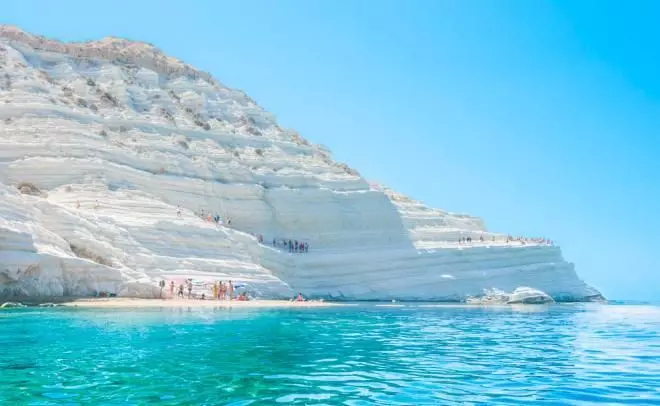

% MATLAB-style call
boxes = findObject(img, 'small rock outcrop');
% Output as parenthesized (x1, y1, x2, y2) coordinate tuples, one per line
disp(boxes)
(1, 302, 26, 308)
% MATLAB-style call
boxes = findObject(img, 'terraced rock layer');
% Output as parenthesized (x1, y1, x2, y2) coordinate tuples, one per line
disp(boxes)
(0, 26, 602, 301)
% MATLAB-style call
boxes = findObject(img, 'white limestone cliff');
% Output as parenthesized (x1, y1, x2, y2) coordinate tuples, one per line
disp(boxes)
(0, 26, 603, 301)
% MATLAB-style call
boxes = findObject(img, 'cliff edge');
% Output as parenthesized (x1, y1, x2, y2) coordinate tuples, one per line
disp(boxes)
(0, 26, 603, 301)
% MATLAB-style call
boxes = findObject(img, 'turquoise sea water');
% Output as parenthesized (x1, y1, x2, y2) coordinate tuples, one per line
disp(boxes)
(1, 304, 660, 405)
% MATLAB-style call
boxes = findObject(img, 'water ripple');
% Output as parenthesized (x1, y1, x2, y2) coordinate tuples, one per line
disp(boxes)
(1, 304, 660, 404)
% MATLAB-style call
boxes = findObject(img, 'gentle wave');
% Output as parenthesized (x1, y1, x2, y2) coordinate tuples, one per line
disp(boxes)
(1, 304, 659, 404)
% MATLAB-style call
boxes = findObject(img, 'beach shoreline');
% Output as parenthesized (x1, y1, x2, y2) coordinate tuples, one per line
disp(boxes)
(55, 297, 346, 309)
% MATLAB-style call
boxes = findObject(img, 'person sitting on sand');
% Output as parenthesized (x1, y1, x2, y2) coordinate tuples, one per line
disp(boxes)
(296, 293, 305, 302)
(237, 292, 249, 301)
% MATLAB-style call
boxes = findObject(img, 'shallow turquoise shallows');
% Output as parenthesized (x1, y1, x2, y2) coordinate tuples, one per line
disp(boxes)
(2, 304, 660, 405)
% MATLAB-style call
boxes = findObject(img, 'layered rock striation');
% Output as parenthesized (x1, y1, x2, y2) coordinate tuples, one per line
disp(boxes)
(0, 26, 602, 301)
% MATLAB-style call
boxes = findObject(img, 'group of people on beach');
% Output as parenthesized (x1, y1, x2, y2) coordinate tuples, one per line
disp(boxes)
(158, 279, 308, 302)
(211, 280, 240, 300)
(160, 279, 248, 301)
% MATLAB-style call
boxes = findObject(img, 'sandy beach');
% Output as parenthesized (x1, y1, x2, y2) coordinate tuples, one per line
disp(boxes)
(59, 298, 348, 309)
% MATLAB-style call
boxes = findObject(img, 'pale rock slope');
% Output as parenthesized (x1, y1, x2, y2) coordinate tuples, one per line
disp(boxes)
(0, 26, 603, 301)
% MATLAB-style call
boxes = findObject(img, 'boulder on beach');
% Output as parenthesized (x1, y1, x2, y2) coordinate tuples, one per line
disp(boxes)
(1, 302, 26, 308)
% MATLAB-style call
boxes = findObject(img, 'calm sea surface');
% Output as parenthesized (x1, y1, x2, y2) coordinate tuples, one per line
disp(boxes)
(1, 304, 660, 405)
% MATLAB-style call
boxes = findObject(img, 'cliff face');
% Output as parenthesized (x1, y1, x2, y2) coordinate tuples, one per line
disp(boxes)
(0, 26, 602, 301)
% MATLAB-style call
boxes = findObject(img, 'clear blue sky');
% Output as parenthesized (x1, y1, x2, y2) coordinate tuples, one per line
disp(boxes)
(4, 0, 659, 300)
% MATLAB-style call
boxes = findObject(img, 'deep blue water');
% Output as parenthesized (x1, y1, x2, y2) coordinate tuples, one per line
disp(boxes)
(1, 304, 660, 405)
